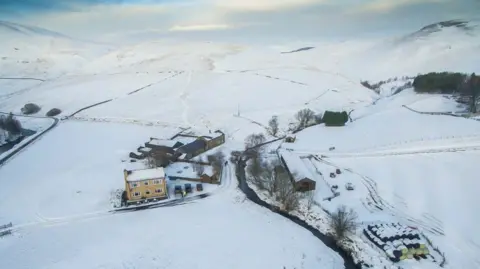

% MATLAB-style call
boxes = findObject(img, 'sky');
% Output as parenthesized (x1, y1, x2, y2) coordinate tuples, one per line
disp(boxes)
(0, 0, 479, 42)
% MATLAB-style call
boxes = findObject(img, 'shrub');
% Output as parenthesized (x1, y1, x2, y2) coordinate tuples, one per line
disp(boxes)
(295, 108, 315, 129)
(46, 108, 62, 117)
(268, 115, 279, 137)
(328, 205, 358, 241)
(21, 103, 41, 115)
(322, 111, 348, 126)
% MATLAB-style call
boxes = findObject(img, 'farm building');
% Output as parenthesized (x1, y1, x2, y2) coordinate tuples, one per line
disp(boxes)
(124, 168, 168, 204)
(165, 162, 219, 184)
(176, 139, 208, 159)
(145, 138, 184, 154)
(205, 130, 225, 150)
(278, 149, 316, 192)
(137, 146, 153, 156)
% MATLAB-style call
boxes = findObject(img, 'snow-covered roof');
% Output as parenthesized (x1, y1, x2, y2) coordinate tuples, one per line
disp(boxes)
(279, 149, 313, 182)
(126, 168, 165, 182)
(138, 147, 152, 152)
(164, 162, 215, 179)
(174, 136, 198, 145)
(147, 139, 181, 148)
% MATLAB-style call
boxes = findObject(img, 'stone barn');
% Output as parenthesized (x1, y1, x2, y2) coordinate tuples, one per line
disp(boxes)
(279, 149, 316, 192)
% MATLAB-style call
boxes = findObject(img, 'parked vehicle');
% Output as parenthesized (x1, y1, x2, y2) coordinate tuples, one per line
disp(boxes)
(174, 185, 183, 195)
(329, 146, 335, 151)
(345, 183, 355, 191)
(336, 168, 342, 175)
(330, 172, 336, 178)
(196, 183, 203, 191)
(185, 183, 192, 193)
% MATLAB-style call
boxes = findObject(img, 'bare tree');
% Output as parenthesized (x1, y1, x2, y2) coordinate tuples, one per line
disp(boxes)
(207, 151, 225, 172)
(244, 133, 266, 158)
(328, 205, 358, 241)
(247, 157, 266, 189)
(460, 73, 480, 113)
(262, 159, 283, 195)
(214, 151, 225, 165)
(276, 170, 299, 212)
(305, 190, 315, 211)
(195, 163, 205, 176)
(145, 153, 170, 168)
(145, 156, 157, 168)
(245, 133, 266, 149)
(295, 108, 315, 129)
(268, 115, 279, 137)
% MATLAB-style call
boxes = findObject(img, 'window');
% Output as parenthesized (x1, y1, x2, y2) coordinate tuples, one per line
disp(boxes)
(145, 191, 150, 195)
(130, 182, 138, 188)
(133, 192, 141, 197)
(144, 181, 149, 186)
(155, 189, 163, 193)
(153, 179, 160, 185)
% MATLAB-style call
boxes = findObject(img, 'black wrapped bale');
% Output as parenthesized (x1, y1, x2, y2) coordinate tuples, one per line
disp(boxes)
(390, 257, 400, 262)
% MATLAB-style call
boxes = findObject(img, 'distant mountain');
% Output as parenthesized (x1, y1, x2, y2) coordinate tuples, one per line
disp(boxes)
(399, 19, 479, 42)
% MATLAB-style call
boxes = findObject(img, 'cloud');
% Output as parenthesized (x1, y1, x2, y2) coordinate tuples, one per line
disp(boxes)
(1, 0, 478, 42)
(207, 0, 327, 11)
(348, 0, 447, 14)
(169, 24, 233, 31)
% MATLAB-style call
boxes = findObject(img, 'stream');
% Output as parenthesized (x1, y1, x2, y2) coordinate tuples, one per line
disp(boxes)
(235, 159, 363, 269)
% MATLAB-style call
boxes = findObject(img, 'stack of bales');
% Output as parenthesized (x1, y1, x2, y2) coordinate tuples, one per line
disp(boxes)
(363, 223, 429, 262)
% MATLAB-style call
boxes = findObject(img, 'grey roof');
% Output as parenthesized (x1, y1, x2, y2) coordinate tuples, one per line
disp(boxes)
(146, 139, 184, 149)
(279, 149, 313, 183)
(177, 139, 206, 154)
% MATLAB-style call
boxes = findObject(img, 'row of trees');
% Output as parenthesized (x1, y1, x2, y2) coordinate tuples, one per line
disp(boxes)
(267, 107, 349, 135)
(413, 72, 480, 113)
(243, 132, 358, 241)
(0, 113, 22, 144)
(267, 108, 322, 136)
(247, 154, 301, 211)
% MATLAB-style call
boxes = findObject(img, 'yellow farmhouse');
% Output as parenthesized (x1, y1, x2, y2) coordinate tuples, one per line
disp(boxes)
(124, 168, 168, 204)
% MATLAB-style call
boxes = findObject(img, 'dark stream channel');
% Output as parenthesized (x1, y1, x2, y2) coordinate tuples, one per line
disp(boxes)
(235, 159, 363, 269)
(0, 129, 36, 155)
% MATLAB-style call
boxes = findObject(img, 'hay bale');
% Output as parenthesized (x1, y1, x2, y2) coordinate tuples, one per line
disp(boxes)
(46, 108, 62, 117)
(393, 250, 402, 258)
(21, 103, 41, 115)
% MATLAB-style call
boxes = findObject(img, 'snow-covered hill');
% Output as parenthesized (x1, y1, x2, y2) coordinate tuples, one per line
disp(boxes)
(0, 21, 111, 79)
(1, 19, 480, 269)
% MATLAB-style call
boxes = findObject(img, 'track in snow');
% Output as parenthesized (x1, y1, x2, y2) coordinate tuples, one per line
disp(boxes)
(314, 156, 445, 236)
(294, 141, 480, 158)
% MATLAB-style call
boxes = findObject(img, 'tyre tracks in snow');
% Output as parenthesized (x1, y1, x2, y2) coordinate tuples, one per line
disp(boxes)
(314, 156, 445, 237)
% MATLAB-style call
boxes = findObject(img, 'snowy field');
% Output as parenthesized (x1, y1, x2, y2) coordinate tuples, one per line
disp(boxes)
(325, 152, 480, 269)
(0, 121, 344, 269)
(283, 90, 480, 155)
(1, 17, 480, 269)
(269, 90, 480, 269)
